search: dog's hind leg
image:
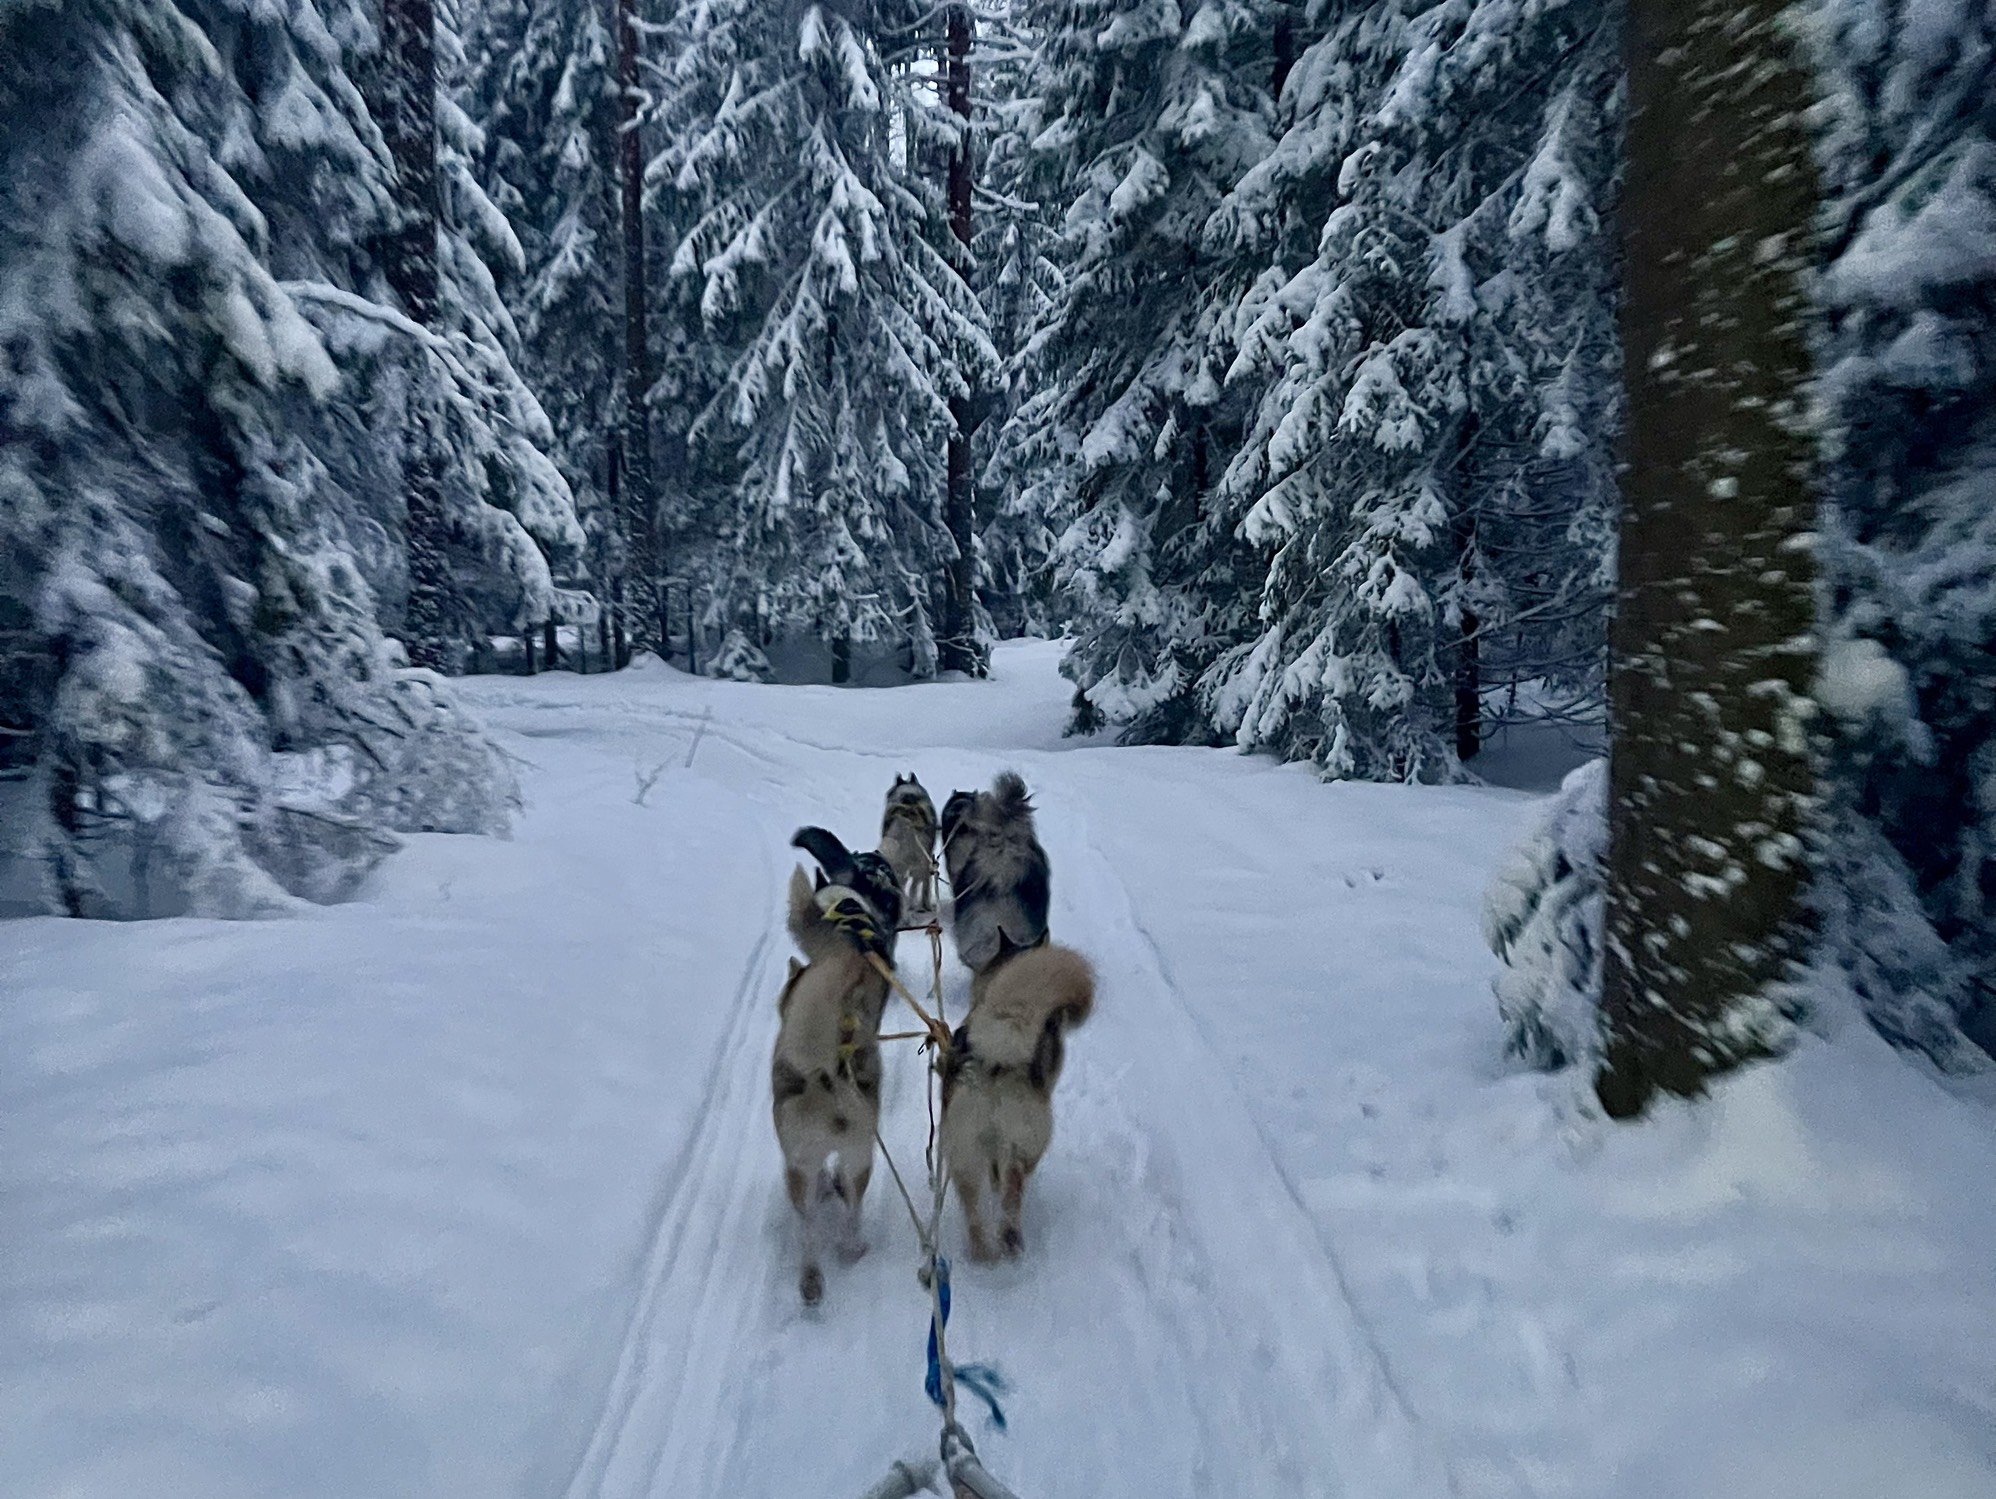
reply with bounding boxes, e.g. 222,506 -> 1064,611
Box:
836,1162 -> 870,1264
998,1161 -> 1029,1258
953,1160 -> 996,1262
788,1166 -> 826,1304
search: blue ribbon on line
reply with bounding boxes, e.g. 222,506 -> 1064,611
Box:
923,1255 -> 1009,1432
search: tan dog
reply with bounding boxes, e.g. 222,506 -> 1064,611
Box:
771,866 -> 890,1304
939,942 -> 1094,1261
879,773 -> 939,919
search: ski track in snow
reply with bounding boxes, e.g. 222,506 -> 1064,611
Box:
9,641 -> 1996,1499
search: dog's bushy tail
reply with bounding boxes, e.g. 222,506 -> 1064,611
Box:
990,770 -> 1034,826
963,943 -> 1095,1069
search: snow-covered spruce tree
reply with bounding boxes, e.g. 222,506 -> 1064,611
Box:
1806,0 -> 1996,1069
1202,0 -> 1620,781
461,0 -> 623,612
993,0 -> 1281,741
0,0 -> 532,916
969,2 -> 1068,639
324,0 -> 587,665
1595,0 -> 1820,1118
644,0 -> 997,676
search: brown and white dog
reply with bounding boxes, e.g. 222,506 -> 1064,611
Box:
879,773 -> 939,920
939,941 -> 1094,1261
771,840 -> 898,1305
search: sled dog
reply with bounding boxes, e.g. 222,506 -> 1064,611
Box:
772,827 -> 903,1305
939,771 -> 1051,975
939,941 -> 1095,1261
879,773 -> 940,920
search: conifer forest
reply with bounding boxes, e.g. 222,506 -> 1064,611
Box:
4,3 -> 1995,1494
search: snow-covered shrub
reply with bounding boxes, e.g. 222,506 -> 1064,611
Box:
707,630 -> 774,685
1484,758 -> 1607,1070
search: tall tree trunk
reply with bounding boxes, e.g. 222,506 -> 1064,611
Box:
1271,2 -> 1299,99
605,431 -> 630,667
378,0 -> 457,671
937,3 -> 984,677
615,0 -> 660,659
1596,0 -> 1821,1119
1454,514 -> 1481,764
1452,413 -> 1482,764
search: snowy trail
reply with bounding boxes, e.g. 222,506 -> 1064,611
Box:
8,641 -> 1996,1499
526,670 -> 1449,1498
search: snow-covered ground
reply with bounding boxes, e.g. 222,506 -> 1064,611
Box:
6,640 -> 1995,1499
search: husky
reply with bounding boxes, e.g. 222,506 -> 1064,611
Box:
939,771 -> 1051,975
939,942 -> 1094,1261
879,773 -> 940,920
773,827 -> 903,1304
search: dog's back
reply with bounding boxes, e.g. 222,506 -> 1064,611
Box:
939,942 -> 1093,1260
943,771 -> 1051,973
959,942 -> 1095,1091
880,774 -> 938,897
773,866 -> 890,1300
777,867 -> 888,1079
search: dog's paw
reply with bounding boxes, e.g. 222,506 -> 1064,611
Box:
999,1226 -> 1024,1258
800,1265 -> 824,1305
836,1238 -> 868,1265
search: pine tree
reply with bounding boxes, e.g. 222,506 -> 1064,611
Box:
378,0 -> 464,669
646,0 -> 996,675
939,2 -> 986,675
970,1 -> 1069,639
1809,0 -> 1996,1067
463,0 -> 630,658
1595,0 -> 1821,1118
1203,0 -> 1621,780
994,0 -> 1281,741
0,0 -> 525,916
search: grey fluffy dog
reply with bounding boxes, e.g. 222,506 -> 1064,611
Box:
938,771 -> 1050,974
879,773 -> 939,919
939,942 -> 1095,1260
772,827 -> 902,1305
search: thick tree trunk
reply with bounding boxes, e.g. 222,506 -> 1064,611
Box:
937,4 -> 985,678
1596,0 -> 1821,1119
616,0 -> 660,659
378,0 -> 457,672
